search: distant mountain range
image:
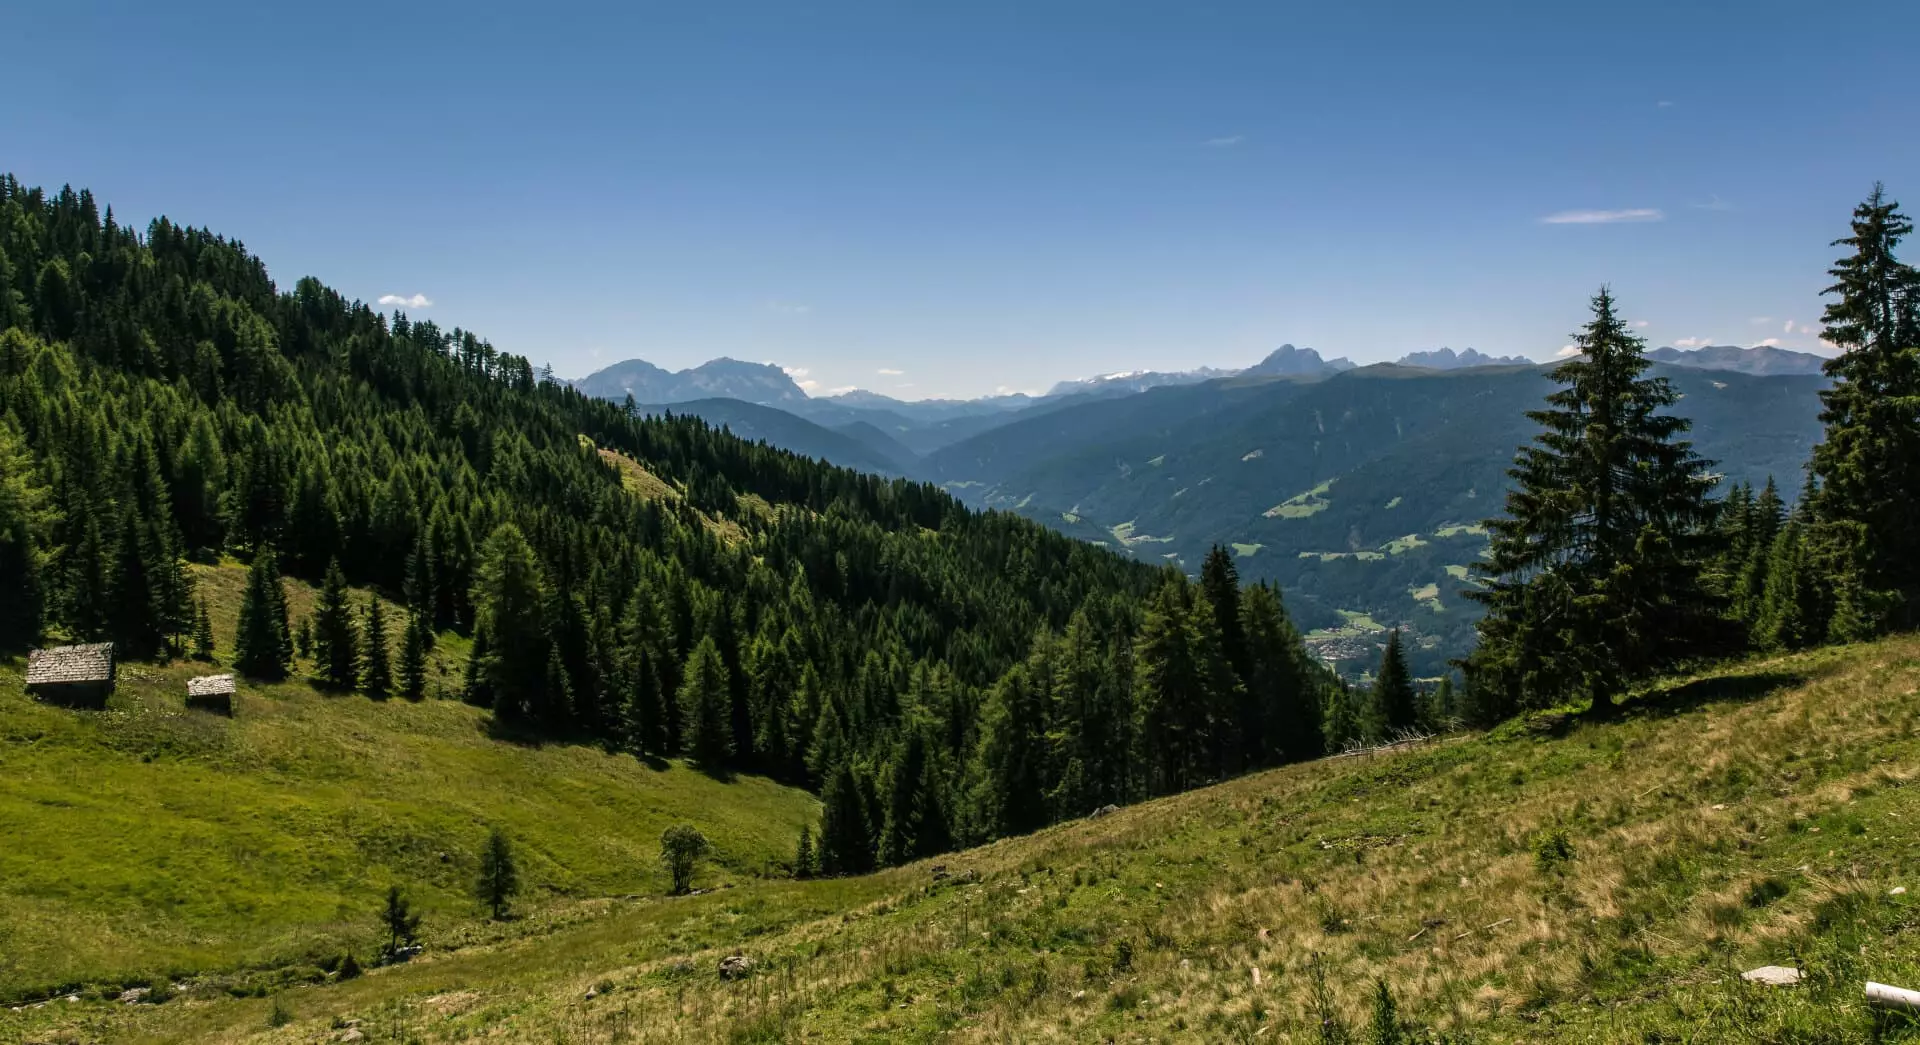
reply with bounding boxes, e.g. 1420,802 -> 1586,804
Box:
1646,344 -> 1831,376
572,342 -> 1831,675
1396,347 -> 1533,369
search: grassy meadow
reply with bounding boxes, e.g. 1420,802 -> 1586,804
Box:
0,562 -> 820,1007
11,624 -> 1920,1041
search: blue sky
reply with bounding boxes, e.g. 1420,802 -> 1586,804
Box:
8,1 -> 1916,398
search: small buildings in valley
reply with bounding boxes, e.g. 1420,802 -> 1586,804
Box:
25,643 -> 117,708
186,673 -> 236,715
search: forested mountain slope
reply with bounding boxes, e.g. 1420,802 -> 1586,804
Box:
0,175 -> 1342,949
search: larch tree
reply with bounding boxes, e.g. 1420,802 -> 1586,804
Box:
1468,288 -> 1719,716
470,523 -> 549,725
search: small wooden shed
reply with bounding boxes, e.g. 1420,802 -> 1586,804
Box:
186,673 -> 236,715
25,643 -> 116,708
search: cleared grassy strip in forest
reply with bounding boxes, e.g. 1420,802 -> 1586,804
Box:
19,636 -> 1920,1043
0,565 -> 819,1002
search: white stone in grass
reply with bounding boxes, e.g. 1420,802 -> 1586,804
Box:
1891,886 -> 1907,896
1741,966 -> 1803,987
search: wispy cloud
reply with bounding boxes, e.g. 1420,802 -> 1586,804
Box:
764,300 -> 812,315
783,365 -> 810,378
1756,338 -> 1783,348
1539,208 -> 1664,225
829,385 -> 858,395
877,367 -> 904,376
378,293 -> 432,309
1555,345 -> 1582,358
1656,100 -> 1675,108
1690,194 -> 1734,212
796,379 -> 820,392
1204,135 -> 1246,147
1630,319 -> 1650,328
1749,316 -> 1774,325
1674,336 -> 1714,349
1784,320 -> 1821,336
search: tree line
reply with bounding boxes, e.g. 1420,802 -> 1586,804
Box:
1464,184 -> 1920,718
0,175 -> 1346,876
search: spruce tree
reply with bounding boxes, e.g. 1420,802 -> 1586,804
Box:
793,824 -> 817,879
475,826 -> 520,920
1808,185 -> 1920,636
878,727 -> 950,866
677,636 -> 733,769
380,885 -> 422,957
191,598 -> 216,661
360,597 -> 392,699
312,558 -> 359,690
106,521 -> 163,659
1365,630 -> 1418,740
470,524 -> 548,725
234,546 -> 291,680
817,761 -> 874,876
1467,288 -> 1719,716
1241,582 -> 1322,763
0,419 -> 51,651
398,606 -> 430,700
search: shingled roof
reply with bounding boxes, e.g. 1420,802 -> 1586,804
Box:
25,643 -> 116,686
187,674 -> 236,697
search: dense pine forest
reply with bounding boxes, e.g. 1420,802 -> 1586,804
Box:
0,175 -> 1347,874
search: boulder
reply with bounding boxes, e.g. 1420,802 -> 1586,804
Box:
1741,966 -> 1802,987
719,955 -> 755,981
1089,804 -> 1120,819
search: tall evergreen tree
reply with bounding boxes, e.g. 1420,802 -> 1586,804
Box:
878,726 -> 951,866
677,636 -> 733,769
1364,630 -> 1418,740
399,607 -> 431,700
1808,184 -> 1920,636
470,524 -> 549,725
817,761 -> 874,876
233,546 -> 291,680
0,419 -> 52,651
474,826 -> 520,920
1467,288 -> 1719,716
312,558 -> 359,690
1241,581 -> 1322,764
191,598 -> 216,662
360,596 -> 392,699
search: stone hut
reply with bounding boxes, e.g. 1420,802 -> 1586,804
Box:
25,643 -> 116,708
186,673 -> 236,715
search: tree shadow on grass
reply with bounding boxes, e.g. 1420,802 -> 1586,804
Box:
477,714 -> 680,772
1527,671 -> 1808,738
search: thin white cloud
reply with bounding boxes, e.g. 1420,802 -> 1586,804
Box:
1784,320 -> 1822,336
796,379 -> 820,392
1755,338 -> 1782,348
378,293 -> 432,309
1205,135 -> 1246,147
829,385 -> 858,395
783,365 -> 810,378
1657,100 -> 1675,108
1690,194 -> 1734,212
877,367 -> 904,376
1674,336 -> 1713,349
1750,316 -> 1774,325
1555,345 -> 1582,358
1539,208 -> 1664,225
764,300 -> 812,315
1630,320 -> 1650,328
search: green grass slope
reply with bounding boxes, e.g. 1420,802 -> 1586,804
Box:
17,636 -> 1920,1043
0,564 -> 819,1004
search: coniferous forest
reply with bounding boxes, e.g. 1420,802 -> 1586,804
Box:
0,175 -> 1342,874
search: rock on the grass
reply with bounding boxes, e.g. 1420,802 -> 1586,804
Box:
1742,966 -> 1803,986
719,955 -> 755,980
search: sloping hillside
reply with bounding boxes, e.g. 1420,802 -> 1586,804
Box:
0,564 -> 820,1004
19,636 -> 1920,1043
